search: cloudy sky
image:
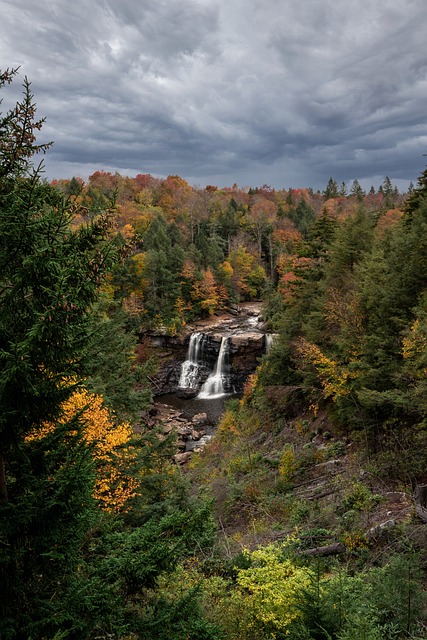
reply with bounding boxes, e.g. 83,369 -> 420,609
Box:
1,0 -> 426,191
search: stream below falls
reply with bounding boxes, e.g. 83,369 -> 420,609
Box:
156,392 -> 239,426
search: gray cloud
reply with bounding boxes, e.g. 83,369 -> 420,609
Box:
1,0 -> 426,190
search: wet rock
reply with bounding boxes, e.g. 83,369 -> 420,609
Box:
187,435 -> 212,452
176,388 -> 199,399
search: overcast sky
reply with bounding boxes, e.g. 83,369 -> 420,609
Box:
1,0 -> 426,191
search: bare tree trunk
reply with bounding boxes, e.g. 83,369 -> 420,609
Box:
0,449 -> 8,501
301,542 -> 345,557
414,484 -> 427,522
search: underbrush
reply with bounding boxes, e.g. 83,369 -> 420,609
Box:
185,380 -> 427,638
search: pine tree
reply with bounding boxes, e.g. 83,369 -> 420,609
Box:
350,179 -> 365,201
323,177 -> 339,199
0,69 -> 121,637
405,167 -> 427,217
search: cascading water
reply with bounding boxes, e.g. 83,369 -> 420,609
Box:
265,334 -> 274,353
198,337 -> 230,399
178,333 -> 205,389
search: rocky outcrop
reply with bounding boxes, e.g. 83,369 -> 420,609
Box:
146,303 -> 269,396
140,403 -> 213,465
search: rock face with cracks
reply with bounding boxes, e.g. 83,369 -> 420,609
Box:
144,303 -> 268,395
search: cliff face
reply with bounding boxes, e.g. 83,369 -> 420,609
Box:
143,303 -> 268,396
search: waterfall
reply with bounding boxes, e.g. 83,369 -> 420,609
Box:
178,333 -> 205,389
265,333 -> 277,353
198,337 -> 230,399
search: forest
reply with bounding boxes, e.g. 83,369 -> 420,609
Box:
2,68 -> 427,639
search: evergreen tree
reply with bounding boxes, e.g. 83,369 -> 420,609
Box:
405,167 -> 427,217
381,176 -> 396,208
350,179 -> 365,201
0,69 -> 121,637
323,176 -> 339,199
141,214 -> 184,323
288,198 -> 316,237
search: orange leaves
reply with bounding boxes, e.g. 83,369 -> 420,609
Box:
191,267 -> 219,316
277,255 -> 313,301
375,208 -> 404,236
181,258 -> 197,281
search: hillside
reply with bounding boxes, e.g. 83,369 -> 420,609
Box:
2,69 -> 427,639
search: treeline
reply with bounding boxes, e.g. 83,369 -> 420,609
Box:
52,171 -> 408,333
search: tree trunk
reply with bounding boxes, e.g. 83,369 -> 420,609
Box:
0,449 -> 8,501
414,484 -> 427,522
301,542 -> 346,557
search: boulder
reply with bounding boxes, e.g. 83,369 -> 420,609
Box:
177,426 -> 192,437
192,412 -> 208,426
230,333 -> 265,348
161,424 -> 174,435
173,451 -> 192,465
176,439 -> 187,451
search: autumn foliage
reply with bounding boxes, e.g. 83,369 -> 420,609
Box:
27,388 -> 139,512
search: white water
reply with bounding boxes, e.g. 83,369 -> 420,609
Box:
198,337 -> 230,399
178,333 -> 205,388
265,333 -> 274,353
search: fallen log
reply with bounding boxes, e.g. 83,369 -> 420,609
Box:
301,542 -> 346,557
415,485 -> 427,523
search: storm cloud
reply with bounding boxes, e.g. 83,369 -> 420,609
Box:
1,0 -> 426,190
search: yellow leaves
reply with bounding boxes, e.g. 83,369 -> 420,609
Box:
341,532 -> 368,552
278,446 -> 298,481
28,388 -> 139,513
174,295 -> 190,322
218,260 -> 233,281
181,258 -> 197,281
228,246 -> 267,300
131,252 -> 145,276
401,316 -> 427,381
217,407 -> 241,438
242,372 -> 258,402
296,337 -> 351,401
72,391 -> 139,512
233,545 -> 311,636
121,223 -> 135,239
402,318 -> 427,361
